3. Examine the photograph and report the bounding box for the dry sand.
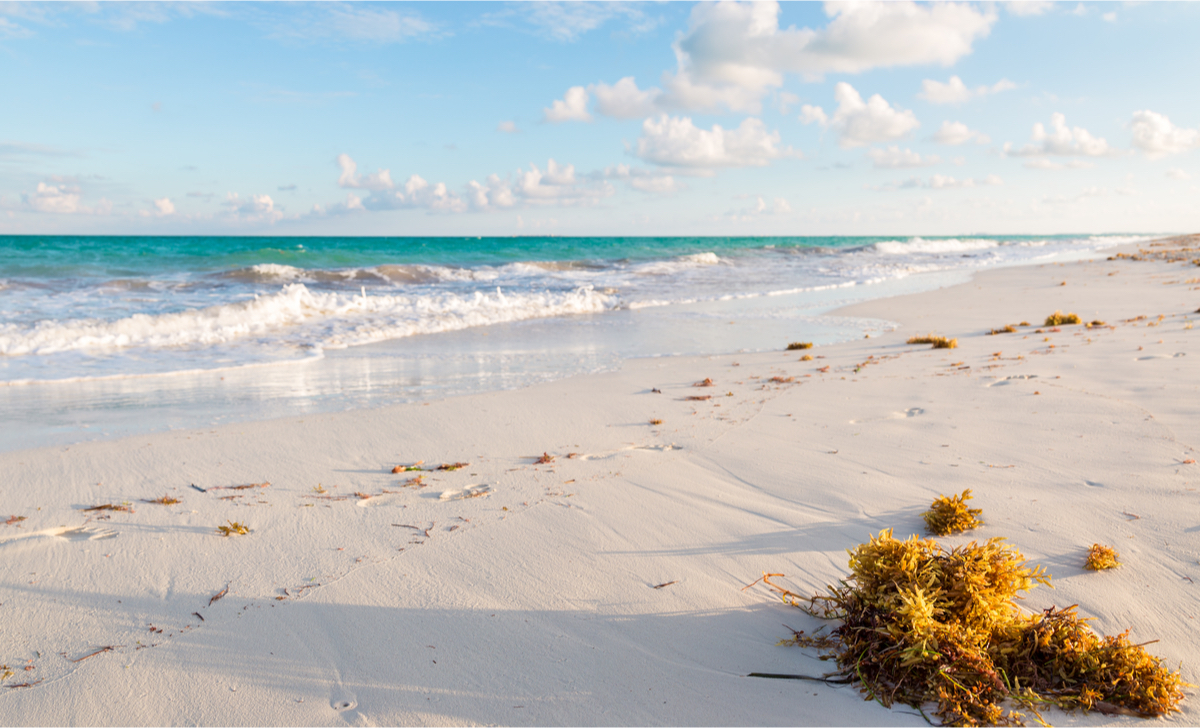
[1,236,1197,726]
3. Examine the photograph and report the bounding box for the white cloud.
[19,178,112,215]
[336,154,395,191]
[725,195,792,220]
[496,121,520,134]
[876,174,1002,191]
[581,1,995,117]
[1005,2,1053,17]
[634,115,793,169]
[800,82,919,148]
[225,193,283,223]
[516,160,614,205]
[867,146,941,169]
[1129,110,1200,159]
[589,77,660,119]
[363,175,468,213]
[1102,12,1117,22]
[543,86,592,123]
[1004,113,1112,157]
[1166,168,1192,180]
[918,75,1016,105]
[153,197,175,216]
[933,120,991,146]
[267,5,436,44]
[599,164,681,194]
[0,16,34,39]
[1022,158,1095,171]
[481,2,659,43]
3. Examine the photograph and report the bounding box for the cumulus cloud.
[543,86,592,122]
[1005,2,1053,17]
[571,1,994,117]
[496,120,520,134]
[876,173,1003,191]
[590,77,661,119]
[153,197,175,216]
[1129,110,1200,159]
[634,115,793,169]
[323,158,612,215]
[933,120,991,146]
[597,164,681,194]
[918,75,1016,105]
[1004,113,1112,157]
[800,82,918,148]
[19,178,112,215]
[224,193,283,223]
[867,146,941,169]
[336,154,395,191]
[723,195,792,221]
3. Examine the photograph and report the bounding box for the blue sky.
[2,1,1199,236]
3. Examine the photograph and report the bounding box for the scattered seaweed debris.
[212,482,269,491]
[769,376,795,383]
[82,503,134,513]
[5,679,43,689]
[685,395,713,401]
[787,342,814,350]
[923,489,983,536]
[401,475,426,488]
[652,580,679,589]
[694,377,715,387]
[649,418,664,426]
[907,335,958,349]
[1086,320,1107,328]
[216,521,249,537]
[989,325,1017,335]
[1085,544,1120,571]
[209,584,229,606]
[392,461,425,473]
[763,530,1187,726]
[535,452,555,465]
[1044,310,1082,326]
[143,495,180,505]
[69,646,116,663]
[435,462,469,471]
[3,515,26,526]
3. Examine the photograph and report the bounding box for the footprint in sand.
[577,444,683,461]
[438,484,492,501]
[850,408,923,424]
[1137,353,1186,360]
[0,525,118,549]
[986,374,1039,387]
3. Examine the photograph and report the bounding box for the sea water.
[0,234,1148,450]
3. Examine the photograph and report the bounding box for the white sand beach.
[1,236,1197,726]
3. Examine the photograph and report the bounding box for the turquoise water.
[0,233,1149,451]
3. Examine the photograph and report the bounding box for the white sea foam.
[0,283,615,357]
[874,237,1000,255]
[633,251,723,276]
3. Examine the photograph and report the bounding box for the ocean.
[0,233,1148,450]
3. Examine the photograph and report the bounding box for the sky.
[2,0,1199,237]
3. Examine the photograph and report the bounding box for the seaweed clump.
[787,341,814,350]
[1085,543,1120,571]
[988,325,1017,335]
[768,530,1186,726]
[908,335,958,349]
[924,489,983,536]
[1044,311,1082,326]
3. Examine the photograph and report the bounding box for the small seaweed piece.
[1086,320,1107,328]
[694,377,715,387]
[82,503,134,513]
[800,354,813,361]
[401,475,426,488]
[208,584,229,606]
[685,395,713,401]
[392,461,425,473]
[535,452,554,464]
[769,376,794,383]
[923,489,983,536]
[649,418,664,425]
[216,521,249,537]
[989,324,1017,335]
[436,462,469,471]
[1085,543,1120,570]
[907,334,958,349]
[787,341,814,350]
[143,495,180,505]
[3,515,26,526]
[1044,310,1082,326]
